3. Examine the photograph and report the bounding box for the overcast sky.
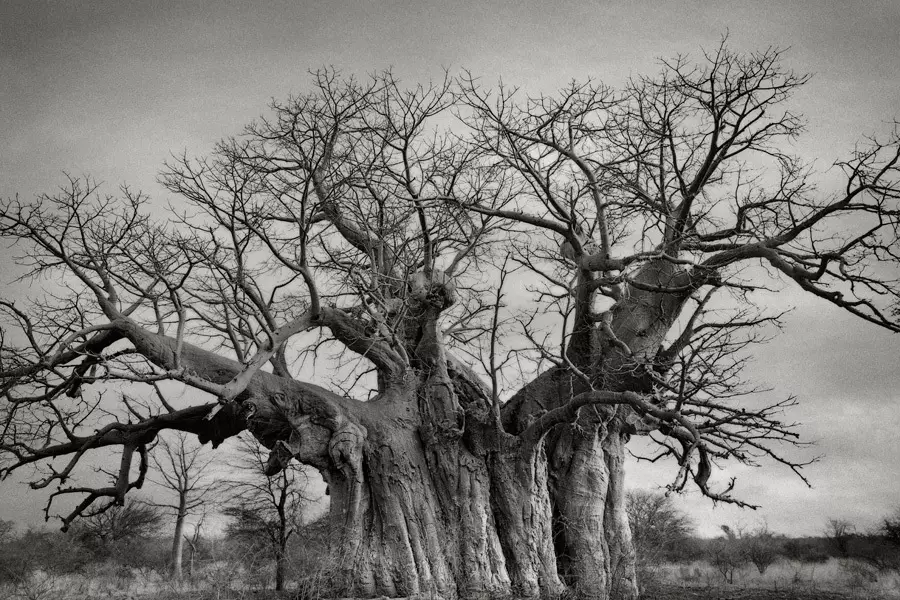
[1,0,899,538]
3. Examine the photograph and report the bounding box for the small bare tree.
[711,525,752,584]
[78,500,162,544]
[626,489,693,594]
[744,524,780,574]
[826,518,855,557]
[150,430,217,580]
[71,499,162,553]
[221,434,313,591]
[183,512,206,579]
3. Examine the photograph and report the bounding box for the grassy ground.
[641,558,900,600]
[4,558,899,599]
[642,583,876,600]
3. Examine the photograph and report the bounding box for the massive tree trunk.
[548,418,636,599]
[103,322,645,598]
[114,264,692,599]
[248,287,683,598]
[264,373,639,599]
[499,369,640,600]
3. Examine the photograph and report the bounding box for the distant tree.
[846,508,900,573]
[743,524,780,574]
[626,489,693,565]
[882,508,900,547]
[782,538,829,563]
[71,499,162,554]
[149,430,217,580]
[710,525,748,584]
[826,518,855,557]
[222,434,313,591]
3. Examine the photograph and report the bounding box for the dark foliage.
[782,538,830,563]
[626,490,694,565]
[69,500,164,556]
[882,509,900,547]
[0,528,90,584]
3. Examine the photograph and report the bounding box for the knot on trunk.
[409,270,456,311]
[240,394,291,443]
[559,228,601,264]
[329,420,367,483]
[239,393,333,473]
[264,414,333,475]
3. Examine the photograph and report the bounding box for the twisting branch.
[1,50,897,530]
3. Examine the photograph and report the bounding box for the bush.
[0,528,92,590]
[110,536,170,572]
[291,518,352,600]
[744,526,781,574]
[710,539,746,583]
[69,500,163,558]
[839,559,879,587]
[881,507,900,551]
[825,518,855,558]
[782,538,830,563]
[626,489,694,565]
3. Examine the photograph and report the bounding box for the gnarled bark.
[108,259,694,599]
[490,439,565,598]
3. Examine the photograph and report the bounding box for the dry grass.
[0,562,295,600]
[643,558,900,600]
[4,557,899,599]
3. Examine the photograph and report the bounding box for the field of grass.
[0,561,294,600]
[4,557,900,600]
[642,558,900,600]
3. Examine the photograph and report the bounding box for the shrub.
[710,537,746,584]
[744,526,781,574]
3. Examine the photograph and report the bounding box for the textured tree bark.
[549,420,617,599]
[602,429,639,599]
[171,500,186,581]
[490,440,566,598]
[113,268,693,599]
[288,379,639,600]
[328,420,457,598]
[274,545,287,591]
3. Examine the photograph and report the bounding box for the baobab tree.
[1,42,899,599]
